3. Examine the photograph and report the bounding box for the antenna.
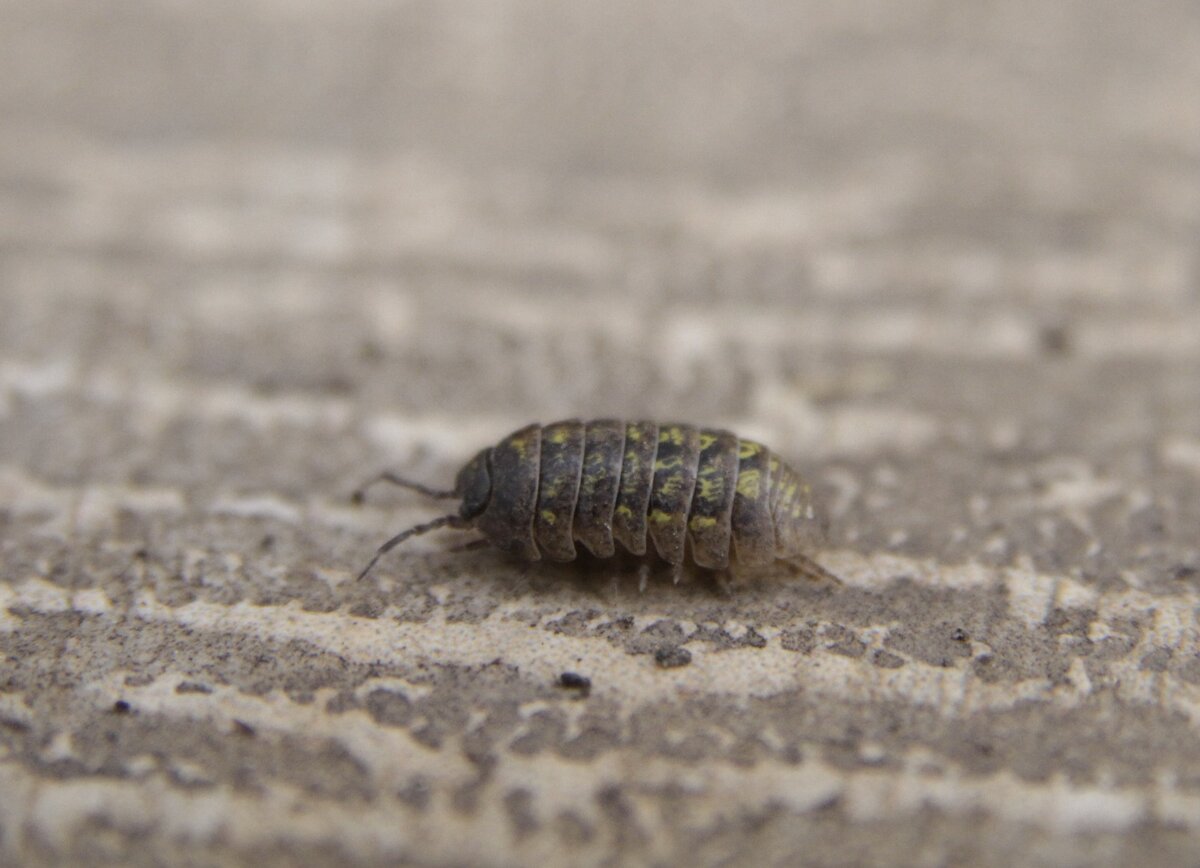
[356,514,466,581]
[351,472,458,504]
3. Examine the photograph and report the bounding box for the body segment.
[533,419,586,561]
[611,421,658,556]
[730,438,776,568]
[573,419,626,558]
[647,424,703,566]
[687,429,740,569]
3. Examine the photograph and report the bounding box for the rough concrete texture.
[2,1,1200,866]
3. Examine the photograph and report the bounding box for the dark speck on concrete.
[1038,322,1072,356]
[780,628,816,654]
[175,680,213,694]
[1170,563,1198,582]
[823,625,866,658]
[632,620,688,654]
[742,627,767,648]
[872,650,906,669]
[654,647,692,668]
[365,688,413,727]
[558,672,592,695]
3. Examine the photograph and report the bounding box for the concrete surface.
[2,1,1200,866]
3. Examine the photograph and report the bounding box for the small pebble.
[557,672,592,695]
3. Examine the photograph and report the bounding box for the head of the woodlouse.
[454,448,492,520]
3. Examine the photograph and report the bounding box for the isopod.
[353,419,838,588]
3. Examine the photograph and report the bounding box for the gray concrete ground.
[2,2,1199,865]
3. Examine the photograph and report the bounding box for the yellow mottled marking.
[649,509,674,525]
[737,469,761,498]
[548,427,570,445]
[540,509,557,526]
[697,477,719,501]
[509,436,531,459]
[658,474,683,497]
[689,515,717,530]
[738,440,762,459]
[659,427,684,446]
[615,504,634,519]
[627,428,641,442]
[699,432,717,449]
[654,455,682,471]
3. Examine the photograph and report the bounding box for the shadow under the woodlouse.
[353,543,853,612]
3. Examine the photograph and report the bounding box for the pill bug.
[353,419,838,588]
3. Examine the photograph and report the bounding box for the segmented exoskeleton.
[354,419,837,587]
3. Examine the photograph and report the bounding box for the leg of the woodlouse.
[637,562,651,594]
[714,571,735,597]
[782,554,843,585]
[445,538,490,554]
[351,472,457,504]
[357,514,465,581]
[670,560,683,585]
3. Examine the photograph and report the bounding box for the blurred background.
[3,0,1198,569]
[2,1,1200,865]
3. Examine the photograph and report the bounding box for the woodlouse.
[354,419,837,588]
